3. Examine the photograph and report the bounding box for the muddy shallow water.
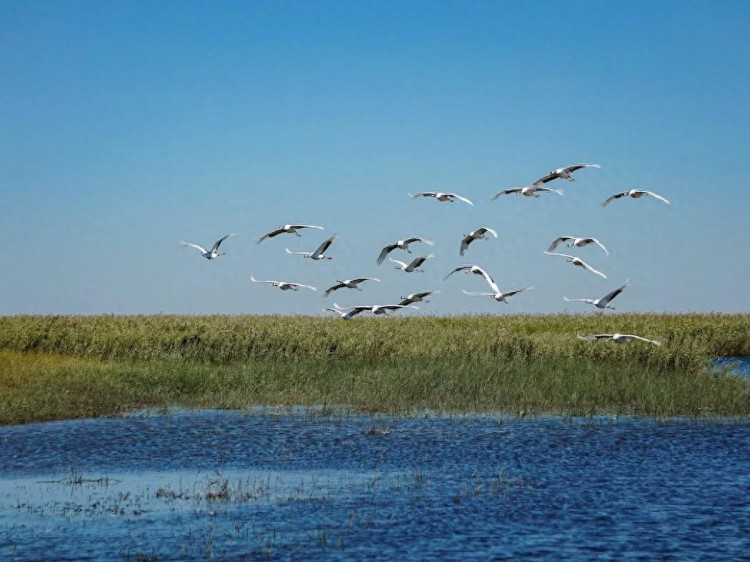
[2,407,750,561]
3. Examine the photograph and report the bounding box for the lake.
[2,405,750,561]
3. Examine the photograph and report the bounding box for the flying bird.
[564,281,629,310]
[250,276,316,291]
[462,286,533,303]
[399,290,440,307]
[389,254,435,273]
[333,303,418,316]
[491,186,563,200]
[444,264,499,292]
[547,236,610,256]
[601,189,670,207]
[323,277,380,297]
[535,164,601,184]
[409,192,474,206]
[257,224,324,243]
[376,237,434,265]
[577,333,661,346]
[544,251,607,279]
[180,234,236,260]
[323,307,366,320]
[460,227,498,256]
[286,235,337,260]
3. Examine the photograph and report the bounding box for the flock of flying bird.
[181,163,670,347]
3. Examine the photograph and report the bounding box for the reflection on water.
[1,410,750,561]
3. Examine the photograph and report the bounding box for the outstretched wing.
[625,334,662,346]
[449,193,474,206]
[579,259,607,279]
[314,235,336,256]
[388,257,408,268]
[577,334,614,341]
[285,248,310,256]
[462,290,495,297]
[643,191,670,205]
[478,227,498,238]
[547,236,572,252]
[588,238,610,256]
[257,228,284,243]
[599,281,629,306]
[459,236,473,256]
[491,188,522,200]
[544,251,576,260]
[288,224,324,231]
[211,233,235,253]
[503,287,533,298]
[292,283,317,291]
[475,267,500,293]
[601,192,627,207]
[403,237,434,246]
[409,254,433,268]
[444,266,469,281]
[376,244,397,265]
[181,241,207,254]
[323,282,344,297]
[409,192,436,199]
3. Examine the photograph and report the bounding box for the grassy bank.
[0,314,749,424]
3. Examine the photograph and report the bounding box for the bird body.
[601,189,670,207]
[460,227,498,256]
[181,234,236,260]
[376,237,434,265]
[389,254,435,272]
[544,251,607,279]
[547,236,609,255]
[323,277,380,297]
[250,276,316,291]
[578,333,661,346]
[286,235,337,260]
[257,224,324,243]
[535,163,601,184]
[564,281,629,309]
[410,192,474,206]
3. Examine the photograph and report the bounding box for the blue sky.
[1,1,748,315]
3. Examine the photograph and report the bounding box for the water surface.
[1,410,749,561]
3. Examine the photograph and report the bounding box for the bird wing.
[642,191,670,205]
[538,187,564,196]
[563,297,589,303]
[388,257,408,268]
[376,244,397,265]
[477,268,501,293]
[211,233,235,253]
[352,277,380,284]
[588,238,610,255]
[410,254,433,268]
[257,228,283,243]
[181,242,207,254]
[443,266,469,280]
[601,192,627,206]
[479,227,498,238]
[579,259,607,279]
[404,237,434,246]
[577,334,613,341]
[566,163,601,173]
[504,287,532,297]
[323,282,344,297]
[599,282,628,306]
[289,224,324,231]
[449,193,474,206]
[624,334,661,345]
[292,283,317,291]
[547,236,571,252]
[285,248,310,256]
[409,192,435,199]
[314,235,336,256]
[544,251,576,260]
[533,170,559,185]
[462,290,495,297]
[459,237,472,256]
[491,188,522,200]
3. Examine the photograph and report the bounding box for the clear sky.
[1,1,748,315]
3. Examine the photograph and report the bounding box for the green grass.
[0,314,749,424]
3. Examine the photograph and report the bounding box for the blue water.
[2,410,750,561]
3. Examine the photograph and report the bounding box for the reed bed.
[0,314,748,424]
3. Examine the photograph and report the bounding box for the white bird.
[544,251,607,279]
[323,307,366,320]
[535,164,601,184]
[462,286,533,303]
[601,189,670,207]
[389,254,435,273]
[460,227,498,256]
[491,186,563,200]
[547,236,610,256]
[257,224,324,243]
[250,276,316,292]
[444,264,500,292]
[286,235,337,260]
[180,233,236,260]
[399,290,440,306]
[577,333,661,346]
[376,237,434,265]
[333,303,418,316]
[323,277,380,297]
[564,281,629,310]
[409,192,474,206]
